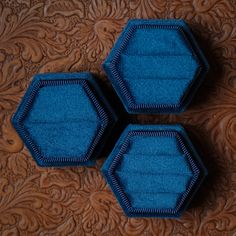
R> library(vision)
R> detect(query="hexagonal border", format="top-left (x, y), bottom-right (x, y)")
top-left (102, 125), bottom-right (207, 218)
top-left (12, 73), bottom-right (113, 167)
top-left (103, 19), bottom-right (209, 113)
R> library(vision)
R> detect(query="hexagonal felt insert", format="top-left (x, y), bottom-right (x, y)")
top-left (102, 124), bottom-right (207, 218)
top-left (12, 72), bottom-right (117, 167)
top-left (103, 19), bottom-right (209, 113)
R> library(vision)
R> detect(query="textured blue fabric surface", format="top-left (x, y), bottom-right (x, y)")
top-left (12, 72), bottom-right (117, 167)
top-left (103, 19), bottom-right (209, 114)
top-left (102, 124), bottom-right (207, 218)
top-left (24, 85), bottom-right (100, 158)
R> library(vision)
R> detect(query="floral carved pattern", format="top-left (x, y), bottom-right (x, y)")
top-left (0, 0), bottom-right (236, 235)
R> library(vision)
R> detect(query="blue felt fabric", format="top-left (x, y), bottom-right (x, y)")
top-left (12, 72), bottom-right (117, 167)
top-left (102, 124), bottom-right (207, 218)
top-left (24, 84), bottom-right (100, 158)
top-left (103, 19), bottom-right (209, 114)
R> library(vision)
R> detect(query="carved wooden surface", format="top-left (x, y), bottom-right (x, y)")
top-left (0, 0), bottom-right (236, 235)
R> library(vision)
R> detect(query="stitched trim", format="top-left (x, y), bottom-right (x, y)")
top-left (103, 129), bottom-right (206, 218)
top-left (12, 76), bottom-right (111, 167)
top-left (104, 20), bottom-right (209, 113)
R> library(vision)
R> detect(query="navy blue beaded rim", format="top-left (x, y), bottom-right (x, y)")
top-left (103, 130), bottom-right (206, 218)
top-left (12, 76), bottom-right (110, 167)
top-left (103, 20), bottom-right (209, 114)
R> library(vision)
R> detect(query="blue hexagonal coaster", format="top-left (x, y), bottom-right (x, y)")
top-left (102, 124), bottom-right (207, 218)
top-left (12, 72), bottom-right (117, 167)
top-left (103, 19), bottom-right (209, 114)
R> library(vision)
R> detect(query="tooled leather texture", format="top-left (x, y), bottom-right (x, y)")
top-left (0, 0), bottom-right (236, 235)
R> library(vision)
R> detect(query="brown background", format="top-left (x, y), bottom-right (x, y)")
top-left (1, 0), bottom-right (236, 235)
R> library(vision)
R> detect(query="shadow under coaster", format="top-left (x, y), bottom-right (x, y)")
top-left (12, 72), bottom-right (117, 167)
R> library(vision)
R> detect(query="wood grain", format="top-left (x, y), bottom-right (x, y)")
top-left (0, 0), bottom-right (236, 235)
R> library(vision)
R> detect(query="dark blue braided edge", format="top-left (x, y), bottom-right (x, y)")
top-left (103, 19), bottom-right (209, 114)
top-left (102, 128), bottom-right (207, 218)
top-left (11, 73), bottom-right (115, 167)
